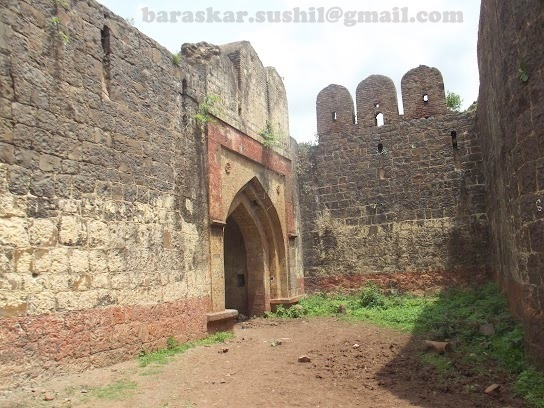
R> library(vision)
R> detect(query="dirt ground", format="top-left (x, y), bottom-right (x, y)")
top-left (1, 318), bottom-right (525, 408)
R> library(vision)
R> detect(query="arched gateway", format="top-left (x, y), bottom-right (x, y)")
top-left (207, 177), bottom-right (292, 332)
top-left (224, 178), bottom-right (287, 317)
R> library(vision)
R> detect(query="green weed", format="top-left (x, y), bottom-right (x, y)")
top-left (518, 63), bottom-right (529, 83)
top-left (58, 31), bottom-right (70, 45)
top-left (193, 94), bottom-right (222, 126)
top-left (515, 368), bottom-right (544, 408)
top-left (139, 332), bottom-right (234, 368)
top-left (265, 304), bottom-right (306, 318)
top-left (421, 353), bottom-right (453, 374)
top-left (90, 380), bottom-right (137, 400)
top-left (139, 368), bottom-right (163, 376)
top-left (359, 282), bottom-right (387, 308)
top-left (54, 0), bottom-right (69, 9)
top-left (49, 16), bottom-right (60, 27)
top-left (259, 122), bottom-right (282, 149)
top-left (172, 54), bottom-right (181, 67)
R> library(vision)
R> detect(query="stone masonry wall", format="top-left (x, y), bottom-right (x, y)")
top-left (477, 0), bottom-right (544, 364)
top-left (0, 0), bottom-right (297, 388)
top-left (0, 0), bottom-right (211, 388)
top-left (300, 68), bottom-right (490, 286)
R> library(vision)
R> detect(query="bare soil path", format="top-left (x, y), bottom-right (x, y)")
top-left (1, 318), bottom-right (524, 408)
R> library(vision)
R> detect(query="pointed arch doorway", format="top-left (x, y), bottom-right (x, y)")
top-left (224, 177), bottom-right (287, 316)
top-left (209, 177), bottom-right (287, 320)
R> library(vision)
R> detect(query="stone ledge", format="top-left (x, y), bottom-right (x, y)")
top-left (210, 219), bottom-right (227, 228)
top-left (270, 296), bottom-right (303, 308)
top-left (206, 309), bottom-right (238, 323)
top-left (206, 309), bottom-right (239, 334)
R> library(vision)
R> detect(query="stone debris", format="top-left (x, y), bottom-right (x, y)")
top-left (484, 384), bottom-right (501, 394)
top-left (298, 355), bottom-right (311, 363)
top-left (271, 340), bottom-right (283, 347)
top-left (43, 393), bottom-right (55, 401)
top-left (353, 344), bottom-right (360, 349)
top-left (237, 314), bottom-right (249, 322)
top-left (423, 340), bottom-right (452, 354)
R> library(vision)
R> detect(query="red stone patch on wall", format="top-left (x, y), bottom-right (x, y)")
top-left (208, 122), bottom-right (296, 234)
top-left (304, 269), bottom-right (492, 294)
top-left (0, 297), bottom-right (211, 390)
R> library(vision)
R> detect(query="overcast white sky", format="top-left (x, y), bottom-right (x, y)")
top-left (96, 0), bottom-right (482, 143)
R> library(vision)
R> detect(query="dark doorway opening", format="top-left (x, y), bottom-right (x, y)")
top-left (224, 215), bottom-right (248, 316)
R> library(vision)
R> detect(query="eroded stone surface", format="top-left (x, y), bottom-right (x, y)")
top-left (477, 0), bottom-right (544, 365)
top-left (0, 0), bottom-right (301, 388)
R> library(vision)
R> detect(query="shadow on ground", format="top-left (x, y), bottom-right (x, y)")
top-left (372, 285), bottom-right (527, 408)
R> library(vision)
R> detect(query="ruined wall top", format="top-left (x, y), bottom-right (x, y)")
top-left (181, 40), bottom-right (290, 151)
top-left (21, 0), bottom-right (291, 153)
top-left (317, 66), bottom-right (448, 135)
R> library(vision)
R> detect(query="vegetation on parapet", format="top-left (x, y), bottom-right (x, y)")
top-left (259, 121), bottom-right (282, 149)
top-left (193, 94), bottom-right (222, 126)
top-left (172, 54), bottom-right (181, 67)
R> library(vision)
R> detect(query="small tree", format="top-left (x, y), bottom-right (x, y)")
top-left (446, 91), bottom-right (463, 112)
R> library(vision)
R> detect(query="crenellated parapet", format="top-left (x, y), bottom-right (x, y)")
top-left (401, 65), bottom-right (447, 120)
top-left (316, 66), bottom-right (449, 136)
top-left (316, 84), bottom-right (355, 135)
top-left (304, 66), bottom-right (487, 292)
top-left (356, 75), bottom-right (399, 127)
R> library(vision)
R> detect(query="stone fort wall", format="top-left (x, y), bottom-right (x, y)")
top-left (299, 66), bottom-right (490, 290)
top-left (0, 0), bottom-right (301, 388)
top-left (477, 0), bottom-right (544, 364)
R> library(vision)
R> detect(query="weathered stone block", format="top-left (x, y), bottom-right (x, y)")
top-left (26, 292), bottom-right (56, 315)
top-left (69, 249), bottom-right (90, 275)
top-left (34, 248), bottom-right (69, 275)
top-left (38, 154), bottom-right (62, 173)
top-left (88, 220), bottom-right (110, 248)
top-left (0, 217), bottom-right (28, 247)
top-left (29, 218), bottom-right (57, 246)
top-left (59, 216), bottom-right (87, 246)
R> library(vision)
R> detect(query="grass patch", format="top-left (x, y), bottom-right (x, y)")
top-left (139, 368), bottom-right (163, 376)
top-left (90, 380), bottom-right (137, 400)
top-left (515, 368), bottom-right (544, 408)
top-left (421, 353), bottom-right (453, 374)
top-left (266, 282), bottom-right (544, 407)
top-left (139, 332), bottom-right (234, 368)
top-left (270, 287), bottom-right (433, 332)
